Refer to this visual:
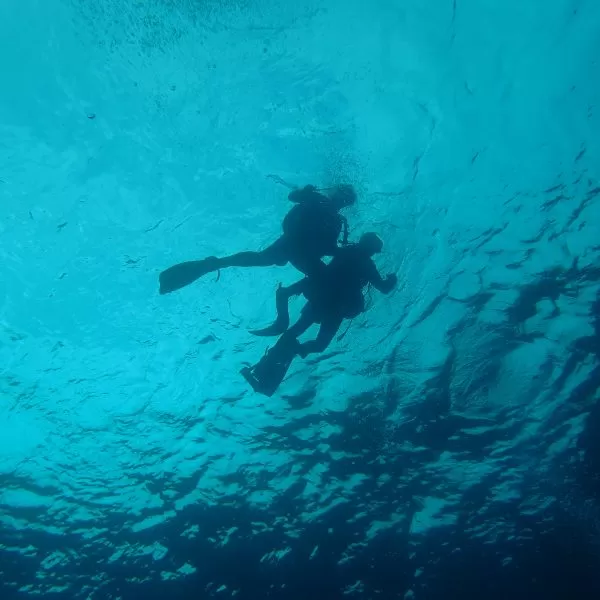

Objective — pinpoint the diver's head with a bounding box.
[330,184,357,209]
[359,232,383,256]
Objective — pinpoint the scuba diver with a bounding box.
[241,232,397,396]
[158,184,356,295]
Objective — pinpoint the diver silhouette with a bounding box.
[241,232,397,396]
[158,184,356,295]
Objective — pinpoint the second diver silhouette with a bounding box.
[241,233,397,396]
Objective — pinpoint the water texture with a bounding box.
[1,0,599,598]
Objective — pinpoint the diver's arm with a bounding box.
[367,261,397,294]
[288,185,318,203]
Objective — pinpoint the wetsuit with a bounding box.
[241,241,397,396]
[222,186,348,277]
[158,185,351,295]
[284,243,396,356]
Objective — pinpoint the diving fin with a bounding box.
[249,319,288,337]
[241,333,299,396]
[250,285,291,337]
[159,257,220,295]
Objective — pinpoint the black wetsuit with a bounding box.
[302,243,383,320]
[252,187,348,277]
[158,186,350,296]
[241,241,396,396]
[274,243,396,355]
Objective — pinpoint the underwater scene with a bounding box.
[1,1,599,599]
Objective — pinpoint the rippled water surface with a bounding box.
[1,1,599,598]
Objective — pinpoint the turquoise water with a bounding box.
[1,0,599,598]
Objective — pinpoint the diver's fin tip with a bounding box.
[157,259,218,294]
[249,327,283,337]
[249,319,289,337]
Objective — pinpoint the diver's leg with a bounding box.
[289,253,328,279]
[250,279,308,337]
[287,303,317,338]
[252,299,315,341]
[297,315,343,358]
[285,278,308,297]
[159,238,289,295]
[218,237,289,268]
[241,304,318,396]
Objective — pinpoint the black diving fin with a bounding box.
[241,333,299,397]
[159,257,220,295]
[250,285,291,336]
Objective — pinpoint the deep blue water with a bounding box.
[1,1,600,599]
